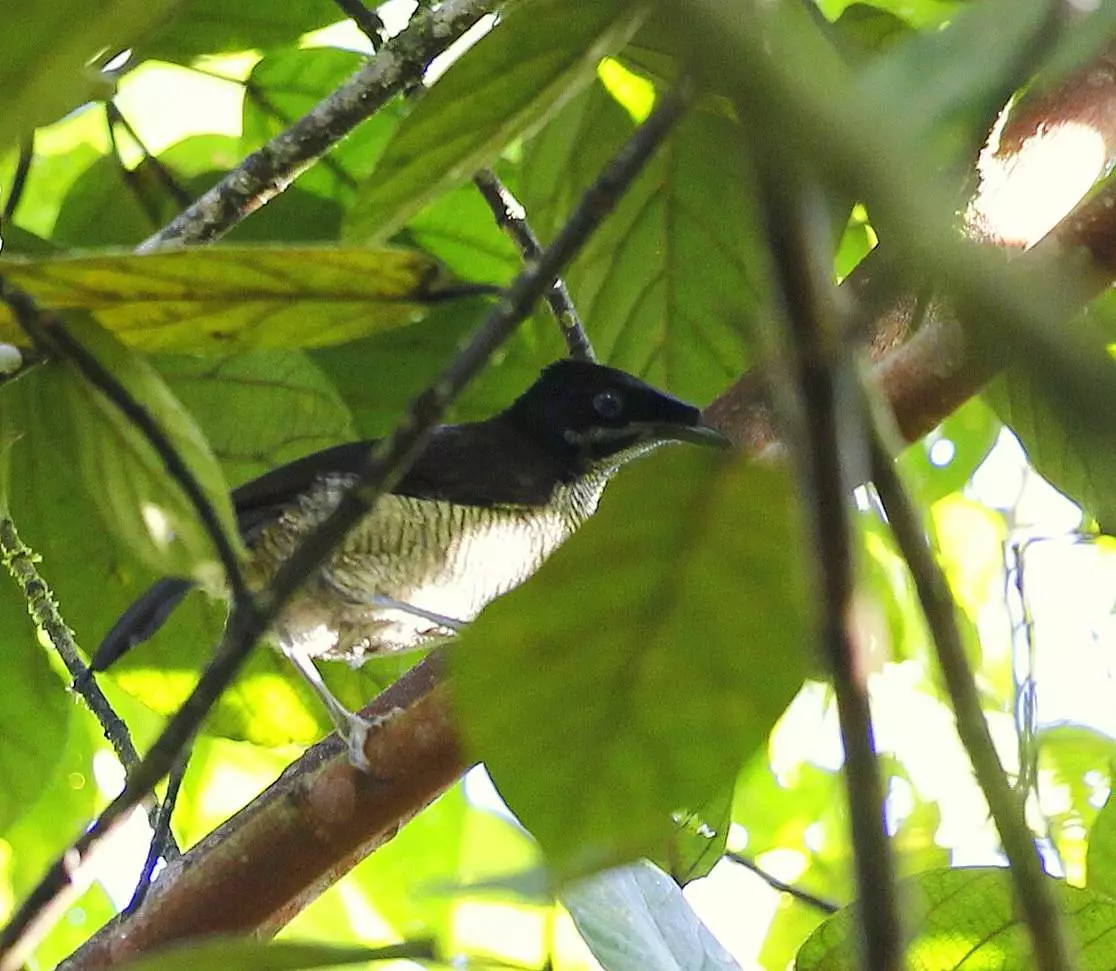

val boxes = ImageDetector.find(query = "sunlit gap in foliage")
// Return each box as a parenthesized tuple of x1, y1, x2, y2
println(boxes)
(598, 58, 655, 123)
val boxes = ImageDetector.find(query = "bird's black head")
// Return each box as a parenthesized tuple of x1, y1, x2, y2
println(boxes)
(504, 359, 730, 470)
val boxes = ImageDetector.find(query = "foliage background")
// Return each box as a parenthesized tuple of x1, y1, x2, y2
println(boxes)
(1, 1, 1116, 969)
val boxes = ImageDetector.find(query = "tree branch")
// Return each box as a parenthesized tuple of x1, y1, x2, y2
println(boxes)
(137, 0, 502, 251)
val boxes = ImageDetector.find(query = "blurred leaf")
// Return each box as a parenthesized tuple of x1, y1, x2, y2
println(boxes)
(897, 396, 999, 506)
(0, 623, 71, 833)
(138, 1, 341, 62)
(57, 316, 240, 581)
(347, 784, 469, 940)
(0, 1, 181, 153)
(116, 937, 433, 971)
(797, 866, 1116, 970)
(985, 354, 1116, 531)
(856, 0, 1050, 171)
(1088, 788, 1116, 900)
(455, 451, 811, 872)
(830, 5, 913, 66)
(346, 0, 647, 241)
(562, 860, 741, 971)
(520, 86, 760, 402)
(0, 248, 457, 353)
(1040, 725, 1116, 887)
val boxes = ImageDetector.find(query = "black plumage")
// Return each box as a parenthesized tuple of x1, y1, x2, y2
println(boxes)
(92, 359, 728, 764)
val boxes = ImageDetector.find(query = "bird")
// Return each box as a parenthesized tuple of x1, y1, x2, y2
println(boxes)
(91, 359, 730, 766)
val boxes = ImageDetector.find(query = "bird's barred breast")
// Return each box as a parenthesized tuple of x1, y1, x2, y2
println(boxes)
(248, 474, 608, 662)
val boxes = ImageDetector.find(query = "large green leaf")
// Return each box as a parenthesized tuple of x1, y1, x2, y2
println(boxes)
(520, 84, 761, 403)
(346, 0, 648, 241)
(137, 0, 341, 63)
(796, 866, 1116, 970)
(0, 247, 455, 353)
(454, 450, 812, 872)
(0, 0, 182, 154)
(563, 861, 741, 971)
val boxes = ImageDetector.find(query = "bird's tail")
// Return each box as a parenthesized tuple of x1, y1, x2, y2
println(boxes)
(87, 577, 195, 674)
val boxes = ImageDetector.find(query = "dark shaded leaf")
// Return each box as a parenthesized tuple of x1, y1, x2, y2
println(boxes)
(138, 1, 341, 63)
(455, 450, 811, 871)
(0, 1, 181, 153)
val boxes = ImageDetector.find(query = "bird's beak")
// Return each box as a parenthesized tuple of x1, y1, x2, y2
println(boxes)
(638, 420, 733, 449)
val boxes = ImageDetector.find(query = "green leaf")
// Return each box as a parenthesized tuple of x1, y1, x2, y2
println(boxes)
(157, 349, 357, 485)
(520, 86, 761, 402)
(454, 450, 812, 871)
(0, 247, 456, 353)
(562, 860, 741, 971)
(1088, 790, 1116, 900)
(138, 0, 342, 62)
(0, 610, 71, 833)
(55, 315, 239, 581)
(985, 358, 1112, 530)
(797, 866, 1116, 970)
(115, 938, 433, 971)
(897, 396, 1000, 506)
(346, 0, 648, 241)
(0, 0, 182, 153)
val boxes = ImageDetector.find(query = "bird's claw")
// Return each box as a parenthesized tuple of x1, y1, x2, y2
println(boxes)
(340, 706, 404, 771)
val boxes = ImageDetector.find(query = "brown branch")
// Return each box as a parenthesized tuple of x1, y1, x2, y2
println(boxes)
(59, 653, 464, 971)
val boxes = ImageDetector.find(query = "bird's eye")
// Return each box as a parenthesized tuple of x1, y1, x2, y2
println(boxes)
(592, 389, 624, 420)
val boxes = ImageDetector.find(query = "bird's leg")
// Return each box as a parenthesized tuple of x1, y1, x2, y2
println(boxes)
(277, 643, 394, 771)
(369, 594, 464, 632)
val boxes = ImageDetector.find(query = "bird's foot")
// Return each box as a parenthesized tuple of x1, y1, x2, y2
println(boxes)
(339, 706, 404, 772)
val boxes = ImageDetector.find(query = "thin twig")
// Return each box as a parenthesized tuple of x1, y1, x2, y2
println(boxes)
(138, 0, 501, 251)
(758, 174, 904, 971)
(0, 79, 693, 971)
(0, 517, 180, 858)
(332, 0, 387, 46)
(0, 283, 248, 608)
(333, 0, 594, 360)
(867, 419, 1075, 971)
(725, 851, 840, 914)
(125, 747, 190, 915)
(2, 138, 34, 225)
(106, 102, 192, 209)
(473, 168, 596, 361)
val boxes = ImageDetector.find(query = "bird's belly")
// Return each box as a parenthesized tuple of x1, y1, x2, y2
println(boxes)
(264, 493, 585, 663)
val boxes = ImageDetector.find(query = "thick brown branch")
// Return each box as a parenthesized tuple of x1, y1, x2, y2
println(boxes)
(60, 653, 464, 971)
